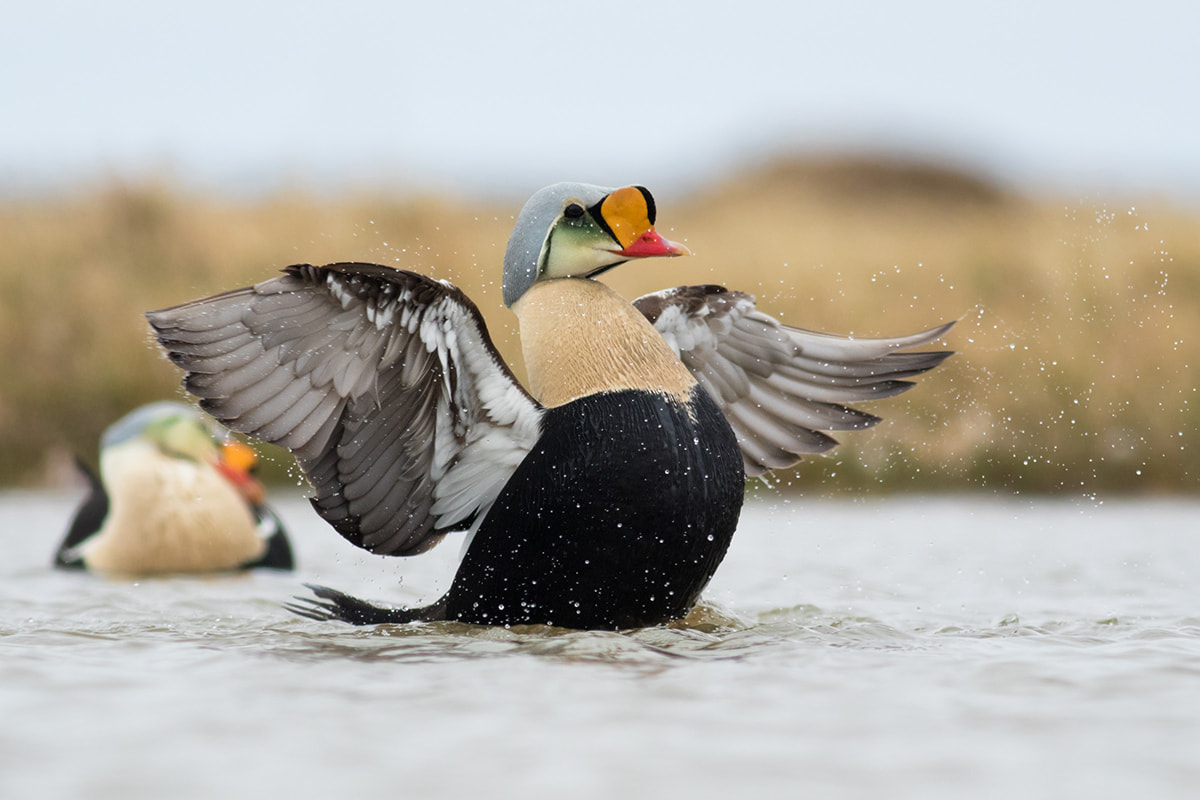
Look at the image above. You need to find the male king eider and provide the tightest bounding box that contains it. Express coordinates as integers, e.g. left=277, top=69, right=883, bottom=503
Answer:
left=146, top=183, right=951, bottom=629
left=55, top=401, right=294, bottom=574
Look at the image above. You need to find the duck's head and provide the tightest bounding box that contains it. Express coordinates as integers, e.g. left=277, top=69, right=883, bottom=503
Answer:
left=502, top=182, right=690, bottom=307
left=101, top=402, right=265, bottom=505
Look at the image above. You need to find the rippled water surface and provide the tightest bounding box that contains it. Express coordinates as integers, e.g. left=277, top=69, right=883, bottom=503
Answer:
left=2, top=492, right=1198, bottom=799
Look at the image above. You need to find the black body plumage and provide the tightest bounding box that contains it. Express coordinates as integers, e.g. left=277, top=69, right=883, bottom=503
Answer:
left=446, top=386, right=743, bottom=628
left=293, top=386, right=744, bottom=629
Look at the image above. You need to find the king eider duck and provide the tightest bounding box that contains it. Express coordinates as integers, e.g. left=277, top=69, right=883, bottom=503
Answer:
left=146, top=183, right=951, bottom=629
left=55, top=401, right=294, bottom=574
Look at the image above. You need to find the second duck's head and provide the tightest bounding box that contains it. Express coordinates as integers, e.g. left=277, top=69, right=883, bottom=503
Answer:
left=101, top=401, right=266, bottom=506
left=502, top=183, right=690, bottom=307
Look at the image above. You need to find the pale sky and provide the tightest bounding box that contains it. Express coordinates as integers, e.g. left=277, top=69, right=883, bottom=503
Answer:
left=3, top=1, right=1198, bottom=201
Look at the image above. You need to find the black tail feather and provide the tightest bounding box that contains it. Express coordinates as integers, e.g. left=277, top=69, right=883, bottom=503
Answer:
left=284, top=583, right=443, bottom=626
left=54, top=458, right=108, bottom=569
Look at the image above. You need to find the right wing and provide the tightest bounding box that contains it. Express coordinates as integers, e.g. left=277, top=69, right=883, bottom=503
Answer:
left=636, top=285, right=953, bottom=476
left=147, top=262, right=544, bottom=556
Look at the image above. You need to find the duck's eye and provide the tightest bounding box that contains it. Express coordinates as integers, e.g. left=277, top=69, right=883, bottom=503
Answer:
left=563, top=203, right=585, bottom=220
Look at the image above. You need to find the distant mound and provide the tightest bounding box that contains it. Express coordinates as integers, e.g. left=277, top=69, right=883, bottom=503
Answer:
left=712, top=154, right=1011, bottom=208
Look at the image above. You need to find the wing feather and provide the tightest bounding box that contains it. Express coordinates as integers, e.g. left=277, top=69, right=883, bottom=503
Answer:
left=636, top=285, right=952, bottom=476
left=148, top=262, right=544, bottom=556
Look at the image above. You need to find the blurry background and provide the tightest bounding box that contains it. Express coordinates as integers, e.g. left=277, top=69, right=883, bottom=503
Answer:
left=2, top=0, right=1197, bottom=494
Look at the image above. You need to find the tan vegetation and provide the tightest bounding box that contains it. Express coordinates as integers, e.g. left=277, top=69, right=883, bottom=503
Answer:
left=2, top=157, right=1197, bottom=494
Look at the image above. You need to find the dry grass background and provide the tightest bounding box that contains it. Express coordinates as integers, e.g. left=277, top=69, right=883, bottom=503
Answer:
left=2, top=156, right=1197, bottom=494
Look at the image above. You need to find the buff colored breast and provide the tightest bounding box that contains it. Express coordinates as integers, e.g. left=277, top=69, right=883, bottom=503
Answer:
left=512, top=278, right=697, bottom=408
left=82, top=440, right=265, bottom=575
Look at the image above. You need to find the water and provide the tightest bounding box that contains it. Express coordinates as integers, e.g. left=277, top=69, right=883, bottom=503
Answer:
left=2, top=491, right=1197, bottom=799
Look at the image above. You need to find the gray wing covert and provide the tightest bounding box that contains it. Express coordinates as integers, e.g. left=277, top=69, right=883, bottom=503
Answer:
left=147, top=262, right=543, bottom=555
left=635, top=285, right=953, bottom=476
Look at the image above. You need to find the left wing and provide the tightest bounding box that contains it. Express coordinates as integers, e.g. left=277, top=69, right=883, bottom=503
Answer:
left=147, top=263, right=544, bottom=556
left=635, top=285, right=953, bottom=476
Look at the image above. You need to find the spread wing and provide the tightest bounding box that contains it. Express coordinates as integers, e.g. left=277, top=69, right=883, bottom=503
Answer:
left=147, top=262, right=544, bottom=556
left=635, top=285, right=953, bottom=476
